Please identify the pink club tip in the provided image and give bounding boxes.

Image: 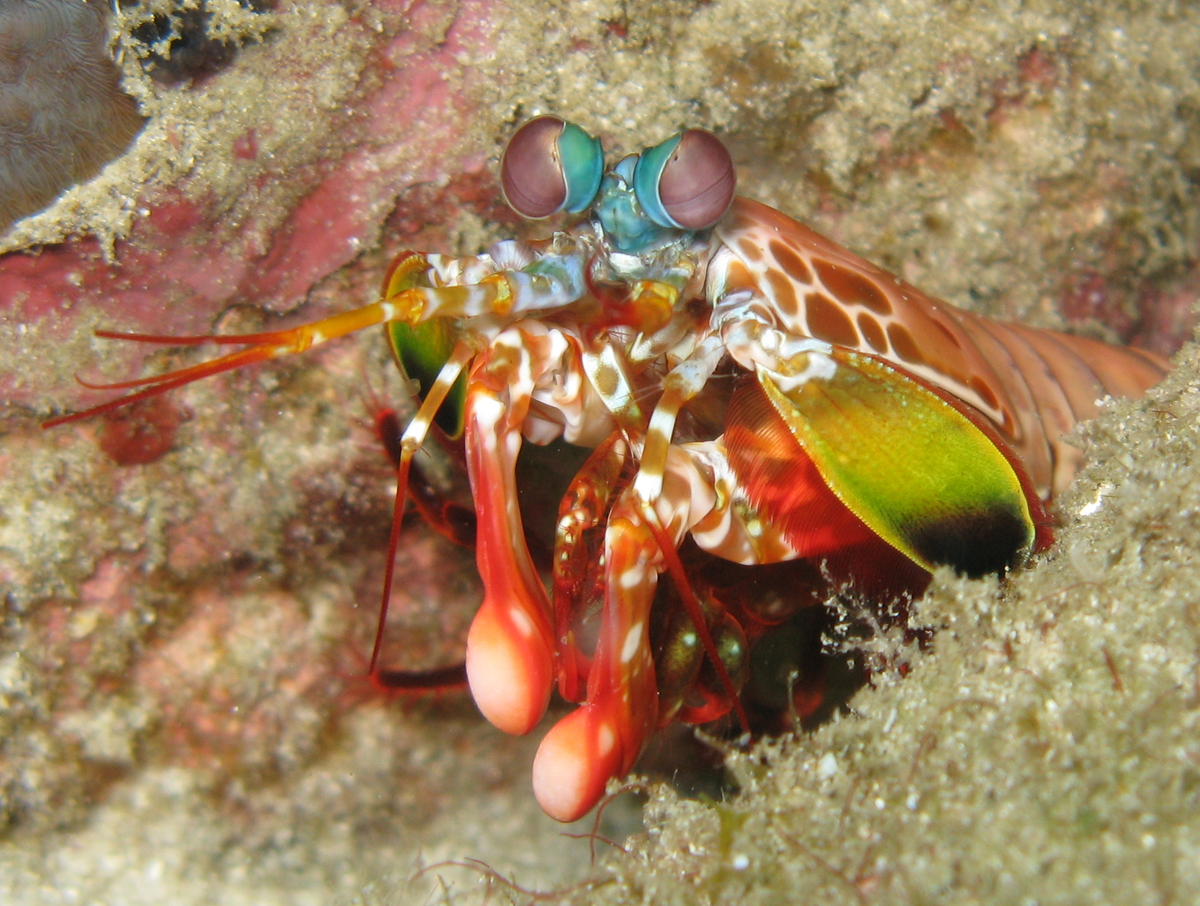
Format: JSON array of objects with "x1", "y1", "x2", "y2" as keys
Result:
[
  {"x1": 465, "y1": 595, "x2": 553, "y2": 736},
  {"x1": 531, "y1": 705, "x2": 622, "y2": 823}
]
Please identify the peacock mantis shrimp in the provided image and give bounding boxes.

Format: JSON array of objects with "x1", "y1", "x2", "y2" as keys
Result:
[{"x1": 46, "y1": 116, "x2": 1170, "y2": 822}]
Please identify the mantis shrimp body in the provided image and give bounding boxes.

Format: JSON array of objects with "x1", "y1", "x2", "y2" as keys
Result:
[{"x1": 47, "y1": 117, "x2": 1170, "y2": 822}]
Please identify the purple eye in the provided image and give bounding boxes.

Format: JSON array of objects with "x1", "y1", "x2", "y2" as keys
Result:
[
  {"x1": 500, "y1": 116, "x2": 603, "y2": 219},
  {"x1": 634, "y1": 129, "x2": 736, "y2": 231}
]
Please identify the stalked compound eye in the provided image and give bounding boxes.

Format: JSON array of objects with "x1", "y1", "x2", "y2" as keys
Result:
[
  {"x1": 633, "y1": 128, "x2": 736, "y2": 231},
  {"x1": 500, "y1": 116, "x2": 604, "y2": 219}
]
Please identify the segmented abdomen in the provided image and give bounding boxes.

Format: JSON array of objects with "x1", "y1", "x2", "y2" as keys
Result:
[{"x1": 714, "y1": 198, "x2": 1170, "y2": 499}]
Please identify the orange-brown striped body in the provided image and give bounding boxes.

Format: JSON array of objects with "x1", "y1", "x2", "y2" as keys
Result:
[{"x1": 711, "y1": 198, "x2": 1169, "y2": 499}]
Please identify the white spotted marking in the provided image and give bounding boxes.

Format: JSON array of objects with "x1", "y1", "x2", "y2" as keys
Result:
[
  {"x1": 509, "y1": 606, "x2": 534, "y2": 639},
  {"x1": 598, "y1": 722, "x2": 615, "y2": 757},
  {"x1": 620, "y1": 622, "x2": 644, "y2": 664},
  {"x1": 471, "y1": 394, "x2": 507, "y2": 455},
  {"x1": 764, "y1": 351, "x2": 839, "y2": 395},
  {"x1": 618, "y1": 564, "x2": 645, "y2": 590}
]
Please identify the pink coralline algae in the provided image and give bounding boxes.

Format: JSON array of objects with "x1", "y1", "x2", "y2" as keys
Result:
[{"x1": 2, "y1": 1, "x2": 501, "y2": 415}]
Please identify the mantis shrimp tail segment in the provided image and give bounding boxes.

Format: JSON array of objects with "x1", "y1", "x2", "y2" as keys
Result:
[{"x1": 45, "y1": 116, "x2": 1172, "y2": 824}]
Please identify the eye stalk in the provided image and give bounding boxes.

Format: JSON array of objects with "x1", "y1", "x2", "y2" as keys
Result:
[
  {"x1": 500, "y1": 116, "x2": 604, "y2": 219},
  {"x1": 633, "y1": 128, "x2": 736, "y2": 231}
]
